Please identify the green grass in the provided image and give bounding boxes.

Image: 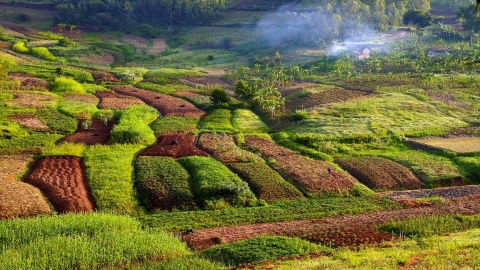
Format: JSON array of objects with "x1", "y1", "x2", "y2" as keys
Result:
[
  {"x1": 199, "y1": 109, "x2": 234, "y2": 133},
  {"x1": 130, "y1": 256, "x2": 225, "y2": 270},
  {"x1": 150, "y1": 116, "x2": 199, "y2": 135},
  {"x1": 379, "y1": 214, "x2": 480, "y2": 237},
  {"x1": 84, "y1": 144, "x2": 145, "y2": 214},
  {"x1": 140, "y1": 196, "x2": 400, "y2": 232},
  {"x1": 177, "y1": 156, "x2": 259, "y2": 209},
  {"x1": 52, "y1": 77, "x2": 85, "y2": 93},
  {"x1": 228, "y1": 162, "x2": 304, "y2": 203},
  {"x1": 109, "y1": 105, "x2": 158, "y2": 145},
  {"x1": 82, "y1": 84, "x2": 108, "y2": 94},
  {"x1": 58, "y1": 95, "x2": 99, "y2": 118},
  {"x1": 30, "y1": 47, "x2": 56, "y2": 61},
  {"x1": 143, "y1": 68, "x2": 204, "y2": 79},
  {"x1": 289, "y1": 92, "x2": 467, "y2": 140},
  {"x1": 454, "y1": 156, "x2": 480, "y2": 183},
  {"x1": 0, "y1": 133, "x2": 63, "y2": 153},
  {"x1": 134, "y1": 156, "x2": 197, "y2": 211},
  {"x1": 200, "y1": 236, "x2": 331, "y2": 266},
  {"x1": 37, "y1": 108, "x2": 78, "y2": 133},
  {"x1": 42, "y1": 143, "x2": 86, "y2": 157},
  {"x1": 232, "y1": 109, "x2": 270, "y2": 133},
  {"x1": 134, "y1": 82, "x2": 176, "y2": 94},
  {"x1": 0, "y1": 213, "x2": 190, "y2": 270}
]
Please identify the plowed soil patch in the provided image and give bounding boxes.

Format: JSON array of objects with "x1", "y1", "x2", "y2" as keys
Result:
[
  {"x1": 139, "y1": 134, "x2": 208, "y2": 158},
  {"x1": 24, "y1": 156, "x2": 95, "y2": 213},
  {"x1": 61, "y1": 118, "x2": 115, "y2": 145},
  {"x1": 336, "y1": 157, "x2": 423, "y2": 191},
  {"x1": 0, "y1": 154, "x2": 32, "y2": 182},
  {"x1": 95, "y1": 91, "x2": 145, "y2": 110},
  {"x1": 109, "y1": 85, "x2": 205, "y2": 118},
  {"x1": 9, "y1": 73, "x2": 50, "y2": 90},
  {"x1": 7, "y1": 92, "x2": 57, "y2": 108},
  {"x1": 89, "y1": 70, "x2": 119, "y2": 82},
  {"x1": 0, "y1": 179, "x2": 53, "y2": 219},
  {"x1": 63, "y1": 93, "x2": 99, "y2": 104},
  {"x1": 285, "y1": 87, "x2": 372, "y2": 111},
  {"x1": 183, "y1": 193, "x2": 480, "y2": 251},
  {"x1": 8, "y1": 114, "x2": 50, "y2": 131},
  {"x1": 244, "y1": 135, "x2": 357, "y2": 194},
  {"x1": 78, "y1": 53, "x2": 116, "y2": 65},
  {"x1": 198, "y1": 133, "x2": 263, "y2": 163},
  {"x1": 173, "y1": 92, "x2": 202, "y2": 98}
]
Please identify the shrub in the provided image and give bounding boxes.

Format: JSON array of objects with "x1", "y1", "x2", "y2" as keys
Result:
[
  {"x1": 58, "y1": 67, "x2": 94, "y2": 83},
  {"x1": 210, "y1": 87, "x2": 230, "y2": 105},
  {"x1": 52, "y1": 77, "x2": 85, "y2": 94},
  {"x1": 200, "y1": 236, "x2": 330, "y2": 266},
  {"x1": 199, "y1": 109, "x2": 233, "y2": 132},
  {"x1": 12, "y1": 41, "x2": 29, "y2": 53},
  {"x1": 30, "y1": 47, "x2": 56, "y2": 61},
  {"x1": 134, "y1": 156, "x2": 197, "y2": 211},
  {"x1": 228, "y1": 162, "x2": 304, "y2": 202},
  {"x1": 178, "y1": 156, "x2": 259, "y2": 209},
  {"x1": 109, "y1": 105, "x2": 158, "y2": 145}
]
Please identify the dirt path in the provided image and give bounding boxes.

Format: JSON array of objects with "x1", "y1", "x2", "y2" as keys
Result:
[{"x1": 183, "y1": 191, "x2": 480, "y2": 251}]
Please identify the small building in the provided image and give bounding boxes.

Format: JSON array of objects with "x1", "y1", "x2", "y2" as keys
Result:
[
  {"x1": 352, "y1": 47, "x2": 371, "y2": 60},
  {"x1": 427, "y1": 46, "x2": 451, "y2": 57}
]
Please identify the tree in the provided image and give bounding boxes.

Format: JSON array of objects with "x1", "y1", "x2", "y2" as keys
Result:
[
  {"x1": 403, "y1": 9, "x2": 433, "y2": 28},
  {"x1": 234, "y1": 80, "x2": 255, "y2": 103},
  {"x1": 210, "y1": 87, "x2": 230, "y2": 106},
  {"x1": 457, "y1": 6, "x2": 480, "y2": 34}
]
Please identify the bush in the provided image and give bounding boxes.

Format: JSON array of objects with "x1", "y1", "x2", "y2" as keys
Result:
[
  {"x1": 109, "y1": 105, "x2": 158, "y2": 145},
  {"x1": 200, "y1": 236, "x2": 330, "y2": 266},
  {"x1": 178, "y1": 156, "x2": 259, "y2": 209},
  {"x1": 134, "y1": 156, "x2": 197, "y2": 211},
  {"x1": 210, "y1": 87, "x2": 230, "y2": 105},
  {"x1": 52, "y1": 77, "x2": 85, "y2": 94},
  {"x1": 12, "y1": 41, "x2": 29, "y2": 53},
  {"x1": 30, "y1": 47, "x2": 56, "y2": 61}
]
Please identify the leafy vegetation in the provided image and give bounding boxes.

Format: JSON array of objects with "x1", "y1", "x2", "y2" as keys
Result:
[
  {"x1": 199, "y1": 109, "x2": 234, "y2": 133},
  {"x1": 52, "y1": 77, "x2": 85, "y2": 93},
  {"x1": 149, "y1": 116, "x2": 198, "y2": 135},
  {"x1": 109, "y1": 105, "x2": 158, "y2": 145},
  {"x1": 134, "y1": 156, "x2": 197, "y2": 211},
  {"x1": 37, "y1": 108, "x2": 78, "y2": 133},
  {"x1": 200, "y1": 236, "x2": 331, "y2": 266},
  {"x1": 232, "y1": 109, "x2": 270, "y2": 133}
]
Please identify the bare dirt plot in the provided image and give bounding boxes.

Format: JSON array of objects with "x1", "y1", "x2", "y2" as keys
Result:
[
  {"x1": 63, "y1": 93, "x2": 99, "y2": 104},
  {"x1": 243, "y1": 135, "x2": 358, "y2": 195},
  {"x1": 285, "y1": 87, "x2": 372, "y2": 111},
  {"x1": 183, "y1": 192, "x2": 480, "y2": 251},
  {"x1": 7, "y1": 92, "x2": 57, "y2": 109},
  {"x1": 0, "y1": 179, "x2": 53, "y2": 219},
  {"x1": 78, "y1": 53, "x2": 116, "y2": 66},
  {"x1": 0, "y1": 154, "x2": 33, "y2": 182},
  {"x1": 89, "y1": 70, "x2": 120, "y2": 83},
  {"x1": 198, "y1": 133, "x2": 263, "y2": 163},
  {"x1": 95, "y1": 91, "x2": 145, "y2": 110},
  {"x1": 172, "y1": 92, "x2": 202, "y2": 98},
  {"x1": 24, "y1": 156, "x2": 96, "y2": 213},
  {"x1": 9, "y1": 73, "x2": 50, "y2": 90},
  {"x1": 109, "y1": 85, "x2": 205, "y2": 118},
  {"x1": 335, "y1": 157, "x2": 423, "y2": 191},
  {"x1": 122, "y1": 36, "x2": 167, "y2": 55},
  {"x1": 139, "y1": 133, "x2": 208, "y2": 158},
  {"x1": 8, "y1": 114, "x2": 50, "y2": 131},
  {"x1": 61, "y1": 118, "x2": 115, "y2": 145},
  {"x1": 412, "y1": 137, "x2": 480, "y2": 153}
]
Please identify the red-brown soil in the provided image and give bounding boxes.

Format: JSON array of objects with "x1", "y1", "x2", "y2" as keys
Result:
[
  {"x1": 243, "y1": 135, "x2": 358, "y2": 195},
  {"x1": 0, "y1": 179, "x2": 53, "y2": 219},
  {"x1": 0, "y1": 154, "x2": 32, "y2": 182},
  {"x1": 89, "y1": 70, "x2": 120, "y2": 83},
  {"x1": 8, "y1": 114, "x2": 50, "y2": 131},
  {"x1": 78, "y1": 53, "x2": 116, "y2": 65},
  {"x1": 198, "y1": 133, "x2": 263, "y2": 163},
  {"x1": 61, "y1": 118, "x2": 115, "y2": 145},
  {"x1": 184, "y1": 77, "x2": 231, "y2": 87},
  {"x1": 303, "y1": 226, "x2": 394, "y2": 248},
  {"x1": 7, "y1": 92, "x2": 57, "y2": 108},
  {"x1": 95, "y1": 90, "x2": 145, "y2": 110},
  {"x1": 172, "y1": 91, "x2": 202, "y2": 98},
  {"x1": 9, "y1": 73, "x2": 50, "y2": 90},
  {"x1": 183, "y1": 192, "x2": 480, "y2": 251},
  {"x1": 335, "y1": 157, "x2": 423, "y2": 191},
  {"x1": 139, "y1": 133, "x2": 209, "y2": 158},
  {"x1": 109, "y1": 85, "x2": 205, "y2": 118},
  {"x1": 24, "y1": 156, "x2": 95, "y2": 213},
  {"x1": 285, "y1": 87, "x2": 372, "y2": 111}
]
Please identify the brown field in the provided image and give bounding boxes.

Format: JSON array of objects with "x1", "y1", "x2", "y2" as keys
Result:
[
  {"x1": 9, "y1": 73, "x2": 50, "y2": 90},
  {"x1": 198, "y1": 133, "x2": 263, "y2": 163},
  {"x1": 172, "y1": 91, "x2": 202, "y2": 98},
  {"x1": 412, "y1": 137, "x2": 480, "y2": 153},
  {"x1": 428, "y1": 92, "x2": 470, "y2": 110},
  {"x1": 335, "y1": 157, "x2": 423, "y2": 191},
  {"x1": 0, "y1": 154, "x2": 33, "y2": 182},
  {"x1": 243, "y1": 135, "x2": 358, "y2": 195},
  {"x1": 61, "y1": 118, "x2": 115, "y2": 145},
  {"x1": 109, "y1": 85, "x2": 205, "y2": 118},
  {"x1": 7, "y1": 92, "x2": 57, "y2": 108},
  {"x1": 285, "y1": 87, "x2": 372, "y2": 111},
  {"x1": 89, "y1": 70, "x2": 120, "y2": 82},
  {"x1": 122, "y1": 35, "x2": 167, "y2": 55},
  {"x1": 183, "y1": 192, "x2": 480, "y2": 251},
  {"x1": 139, "y1": 133, "x2": 209, "y2": 158},
  {"x1": 0, "y1": 179, "x2": 53, "y2": 219},
  {"x1": 63, "y1": 93, "x2": 99, "y2": 104},
  {"x1": 24, "y1": 156, "x2": 96, "y2": 213},
  {"x1": 8, "y1": 114, "x2": 50, "y2": 131},
  {"x1": 95, "y1": 90, "x2": 145, "y2": 110},
  {"x1": 79, "y1": 53, "x2": 116, "y2": 65}
]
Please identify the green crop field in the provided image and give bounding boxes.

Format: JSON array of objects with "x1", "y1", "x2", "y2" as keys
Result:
[{"x1": 1, "y1": 0, "x2": 480, "y2": 268}]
